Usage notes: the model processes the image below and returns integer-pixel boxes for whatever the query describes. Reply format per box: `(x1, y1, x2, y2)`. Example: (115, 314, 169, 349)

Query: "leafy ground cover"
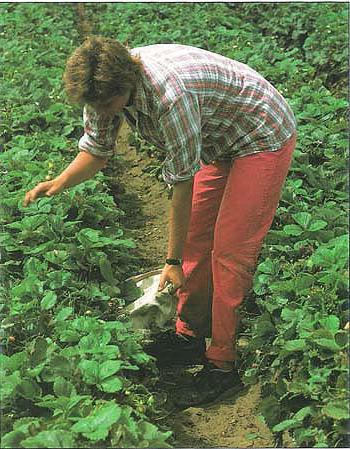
(1, 3, 348, 448)
(93, 3, 349, 447)
(1, 4, 171, 448)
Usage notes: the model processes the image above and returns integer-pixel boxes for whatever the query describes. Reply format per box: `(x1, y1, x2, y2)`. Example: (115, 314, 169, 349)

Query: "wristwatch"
(166, 258, 183, 266)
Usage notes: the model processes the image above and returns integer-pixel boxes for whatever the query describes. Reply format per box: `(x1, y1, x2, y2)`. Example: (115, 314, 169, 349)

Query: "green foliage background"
(1, 3, 348, 448)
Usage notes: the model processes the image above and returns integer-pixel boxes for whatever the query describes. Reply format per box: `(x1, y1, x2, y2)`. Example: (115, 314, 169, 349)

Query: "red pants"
(176, 134, 296, 362)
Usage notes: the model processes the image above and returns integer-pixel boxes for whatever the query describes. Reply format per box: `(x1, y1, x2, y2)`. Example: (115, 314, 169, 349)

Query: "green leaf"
(1, 371, 22, 400)
(297, 318, 316, 337)
(44, 250, 69, 265)
(77, 228, 103, 248)
(255, 318, 275, 337)
(47, 271, 71, 289)
(47, 102, 67, 114)
(100, 376, 123, 393)
(71, 401, 121, 441)
(308, 234, 349, 270)
(294, 406, 315, 421)
(78, 360, 100, 384)
(0, 430, 26, 448)
(322, 401, 349, 420)
(281, 308, 298, 322)
(284, 339, 307, 352)
(243, 368, 258, 385)
(49, 355, 72, 377)
(259, 395, 280, 427)
(55, 307, 74, 322)
(25, 241, 54, 255)
(78, 331, 112, 353)
(99, 360, 123, 380)
(66, 395, 92, 413)
(253, 282, 267, 296)
(292, 212, 312, 228)
(314, 338, 341, 351)
(27, 362, 46, 379)
(29, 337, 48, 366)
(110, 238, 136, 249)
(294, 273, 314, 291)
(319, 315, 340, 335)
(53, 377, 76, 397)
(131, 351, 153, 364)
(2, 351, 26, 373)
(257, 274, 271, 284)
(335, 330, 348, 348)
(245, 432, 259, 441)
(58, 329, 81, 343)
(24, 257, 48, 276)
(273, 418, 299, 432)
(257, 259, 277, 274)
(17, 379, 42, 400)
(40, 291, 57, 310)
(99, 256, 116, 286)
(36, 394, 66, 411)
(21, 430, 75, 448)
(283, 224, 303, 236)
(138, 421, 162, 441)
(137, 420, 172, 446)
(309, 220, 328, 232)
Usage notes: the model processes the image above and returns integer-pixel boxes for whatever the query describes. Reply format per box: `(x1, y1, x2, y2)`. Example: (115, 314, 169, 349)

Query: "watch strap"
(166, 258, 183, 266)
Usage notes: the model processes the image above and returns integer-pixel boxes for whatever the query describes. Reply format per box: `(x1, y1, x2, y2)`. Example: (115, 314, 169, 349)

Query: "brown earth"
(110, 125, 171, 271)
(166, 384, 275, 448)
(112, 124, 293, 448)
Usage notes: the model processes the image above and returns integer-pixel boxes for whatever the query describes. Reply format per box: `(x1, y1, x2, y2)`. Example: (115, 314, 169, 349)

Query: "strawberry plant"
(1, 4, 171, 447)
(1, 3, 348, 447)
(89, 2, 348, 446)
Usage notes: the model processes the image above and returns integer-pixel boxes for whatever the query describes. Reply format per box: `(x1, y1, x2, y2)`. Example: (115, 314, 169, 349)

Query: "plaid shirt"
(79, 44, 296, 184)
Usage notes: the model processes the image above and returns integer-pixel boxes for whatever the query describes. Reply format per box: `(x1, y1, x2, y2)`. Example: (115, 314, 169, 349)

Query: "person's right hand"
(23, 179, 65, 207)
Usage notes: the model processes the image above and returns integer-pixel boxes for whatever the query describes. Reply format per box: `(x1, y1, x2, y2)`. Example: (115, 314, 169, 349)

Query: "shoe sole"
(156, 353, 206, 367)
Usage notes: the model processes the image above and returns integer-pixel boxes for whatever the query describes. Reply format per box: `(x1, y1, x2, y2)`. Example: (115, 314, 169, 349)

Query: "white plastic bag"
(124, 270, 178, 331)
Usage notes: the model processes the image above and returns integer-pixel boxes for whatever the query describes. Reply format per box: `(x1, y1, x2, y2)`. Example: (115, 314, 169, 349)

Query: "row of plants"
(90, 3, 349, 447)
(231, 6, 348, 448)
(231, 3, 348, 94)
(1, 3, 348, 447)
(1, 4, 171, 448)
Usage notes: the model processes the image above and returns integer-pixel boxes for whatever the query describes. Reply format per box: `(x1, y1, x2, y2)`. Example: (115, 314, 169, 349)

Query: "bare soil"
(110, 125, 171, 271)
(166, 384, 275, 448)
(112, 124, 280, 448)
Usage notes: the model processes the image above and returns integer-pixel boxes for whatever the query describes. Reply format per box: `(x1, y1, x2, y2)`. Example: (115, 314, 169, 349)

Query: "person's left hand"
(158, 264, 186, 292)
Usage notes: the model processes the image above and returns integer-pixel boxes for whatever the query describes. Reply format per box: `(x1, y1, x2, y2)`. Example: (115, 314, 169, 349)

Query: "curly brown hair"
(63, 36, 143, 105)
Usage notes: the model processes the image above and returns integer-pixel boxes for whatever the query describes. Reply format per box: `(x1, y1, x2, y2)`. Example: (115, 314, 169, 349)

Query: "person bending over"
(24, 37, 296, 403)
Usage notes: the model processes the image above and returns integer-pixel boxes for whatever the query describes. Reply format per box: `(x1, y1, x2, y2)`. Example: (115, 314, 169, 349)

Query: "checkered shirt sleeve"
(78, 105, 123, 158)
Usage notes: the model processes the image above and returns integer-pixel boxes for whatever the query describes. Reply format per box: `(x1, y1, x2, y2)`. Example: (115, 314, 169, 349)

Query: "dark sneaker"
(167, 362, 242, 409)
(143, 330, 206, 366)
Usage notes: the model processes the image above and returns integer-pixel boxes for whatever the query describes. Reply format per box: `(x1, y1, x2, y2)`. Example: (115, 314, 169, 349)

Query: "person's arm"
(23, 105, 123, 207)
(167, 179, 193, 259)
(157, 94, 201, 291)
(55, 150, 107, 188)
(158, 179, 193, 291)
(23, 151, 107, 207)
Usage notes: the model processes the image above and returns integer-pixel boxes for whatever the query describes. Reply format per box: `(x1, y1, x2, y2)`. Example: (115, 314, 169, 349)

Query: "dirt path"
(113, 124, 278, 448)
(111, 125, 171, 270)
